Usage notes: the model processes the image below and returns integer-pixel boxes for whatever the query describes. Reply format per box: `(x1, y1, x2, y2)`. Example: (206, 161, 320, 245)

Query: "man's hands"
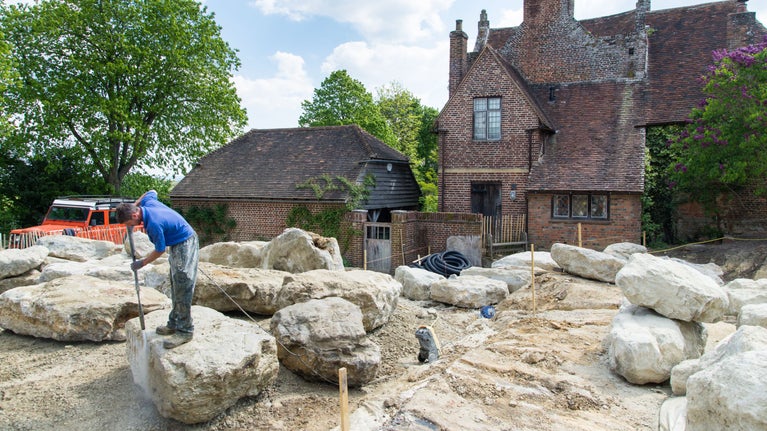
(130, 259, 144, 272)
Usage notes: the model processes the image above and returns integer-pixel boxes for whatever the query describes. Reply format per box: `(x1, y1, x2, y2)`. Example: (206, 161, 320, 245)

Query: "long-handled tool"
(127, 226, 146, 330)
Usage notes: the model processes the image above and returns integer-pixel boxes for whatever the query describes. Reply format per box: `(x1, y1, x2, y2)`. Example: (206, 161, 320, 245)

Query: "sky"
(200, 0, 767, 131)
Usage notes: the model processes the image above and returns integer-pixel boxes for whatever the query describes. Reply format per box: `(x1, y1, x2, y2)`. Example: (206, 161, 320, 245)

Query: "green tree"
(414, 105, 439, 212)
(643, 125, 681, 246)
(0, 148, 107, 232)
(0, 28, 17, 138)
(0, 0, 247, 194)
(376, 82, 439, 212)
(669, 36, 767, 215)
(120, 173, 174, 204)
(376, 82, 421, 159)
(299, 70, 397, 146)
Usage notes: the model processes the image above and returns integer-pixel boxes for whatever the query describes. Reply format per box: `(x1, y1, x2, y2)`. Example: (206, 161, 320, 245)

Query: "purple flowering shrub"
(668, 35, 767, 206)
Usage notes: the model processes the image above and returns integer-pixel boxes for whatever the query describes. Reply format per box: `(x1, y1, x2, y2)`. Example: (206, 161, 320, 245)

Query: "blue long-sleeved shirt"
(139, 190, 195, 252)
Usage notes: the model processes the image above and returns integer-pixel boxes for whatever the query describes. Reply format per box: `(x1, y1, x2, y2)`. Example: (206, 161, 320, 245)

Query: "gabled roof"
(171, 125, 410, 202)
(438, 45, 557, 131)
(527, 81, 646, 192)
(484, 1, 766, 126)
(583, 1, 766, 124)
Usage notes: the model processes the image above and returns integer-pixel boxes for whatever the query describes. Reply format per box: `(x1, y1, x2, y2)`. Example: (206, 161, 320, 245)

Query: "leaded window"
(552, 193, 609, 220)
(473, 97, 501, 141)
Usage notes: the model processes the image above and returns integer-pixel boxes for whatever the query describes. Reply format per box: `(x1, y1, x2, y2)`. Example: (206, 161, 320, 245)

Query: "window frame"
(551, 193, 609, 220)
(473, 96, 501, 141)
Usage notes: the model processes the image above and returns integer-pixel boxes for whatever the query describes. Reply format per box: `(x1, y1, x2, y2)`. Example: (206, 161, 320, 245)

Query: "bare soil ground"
(0, 240, 760, 431)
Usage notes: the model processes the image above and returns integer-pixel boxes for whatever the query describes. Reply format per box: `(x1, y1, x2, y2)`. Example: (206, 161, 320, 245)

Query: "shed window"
(473, 97, 501, 141)
(552, 193, 609, 220)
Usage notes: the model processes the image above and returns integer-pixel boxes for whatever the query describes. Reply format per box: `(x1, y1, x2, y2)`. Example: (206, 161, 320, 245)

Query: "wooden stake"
(577, 223, 582, 248)
(363, 249, 367, 271)
(339, 367, 350, 431)
(531, 244, 536, 315)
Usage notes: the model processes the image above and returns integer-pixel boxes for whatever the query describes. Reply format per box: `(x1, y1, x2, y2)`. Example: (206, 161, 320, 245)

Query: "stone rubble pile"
(2, 234, 766, 428)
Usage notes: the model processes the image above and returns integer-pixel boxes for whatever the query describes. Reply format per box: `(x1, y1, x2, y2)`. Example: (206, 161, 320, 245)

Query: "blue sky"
(201, 0, 767, 131)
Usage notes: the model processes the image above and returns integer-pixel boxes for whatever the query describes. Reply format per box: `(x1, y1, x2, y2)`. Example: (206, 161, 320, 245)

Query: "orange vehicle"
(8, 196, 143, 248)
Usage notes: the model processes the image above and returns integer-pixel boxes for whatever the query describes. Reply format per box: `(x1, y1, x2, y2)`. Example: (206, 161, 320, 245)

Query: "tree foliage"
(298, 71, 441, 212)
(0, 148, 108, 233)
(0, 28, 17, 139)
(299, 70, 397, 146)
(643, 125, 681, 246)
(669, 35, 767, 213)
(375, 82, 439, 211)
(0, 0, 247, 193)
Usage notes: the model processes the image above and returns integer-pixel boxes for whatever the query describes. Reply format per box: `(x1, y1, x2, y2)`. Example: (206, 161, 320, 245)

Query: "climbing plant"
(286, 174, 374, 252)
(179, 203, 236, 246)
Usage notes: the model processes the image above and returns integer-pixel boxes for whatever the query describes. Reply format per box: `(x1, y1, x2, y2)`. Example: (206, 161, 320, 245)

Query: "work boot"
(163, 332, 193, 349)
(155, 325, 176, 336)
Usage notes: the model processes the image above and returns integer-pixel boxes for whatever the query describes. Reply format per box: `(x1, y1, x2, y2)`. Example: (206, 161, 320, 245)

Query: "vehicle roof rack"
(58, 195, 136, 203)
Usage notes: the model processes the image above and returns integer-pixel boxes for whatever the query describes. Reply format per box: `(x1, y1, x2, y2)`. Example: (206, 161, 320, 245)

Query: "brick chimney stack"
(736, 0, 748, 14)
(635, 0, 650, 33)
(449, 19, 468, 97)
(474, 10, 490, 52)
(524, 0, 574, 26)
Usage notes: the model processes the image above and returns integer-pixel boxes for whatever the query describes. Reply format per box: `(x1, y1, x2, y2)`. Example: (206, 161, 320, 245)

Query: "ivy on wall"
(286, 174, 374, 253)
(179, 204, 236, 246)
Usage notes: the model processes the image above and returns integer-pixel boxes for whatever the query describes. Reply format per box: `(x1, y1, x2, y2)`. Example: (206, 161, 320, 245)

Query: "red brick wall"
(527, 193, 642, 250)
(675, 185, 767, 239)
(389, 211, 483, 269)
(171, 200, 483, 272)
(438, 49, 542, 221)
(172, 199, 346, 242)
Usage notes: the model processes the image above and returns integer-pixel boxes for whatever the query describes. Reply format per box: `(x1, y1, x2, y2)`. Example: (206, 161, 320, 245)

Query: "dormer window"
(473, 97, 501, 141)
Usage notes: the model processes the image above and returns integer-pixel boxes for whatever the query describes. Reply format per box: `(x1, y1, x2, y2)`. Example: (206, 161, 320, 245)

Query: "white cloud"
(232, 51, 315, 129)
(250, 0, 454, 44)
(320, 40, 449, 109)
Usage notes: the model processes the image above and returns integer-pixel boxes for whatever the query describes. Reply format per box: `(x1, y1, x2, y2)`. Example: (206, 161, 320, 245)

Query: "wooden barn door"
(365, 223, 391, 273)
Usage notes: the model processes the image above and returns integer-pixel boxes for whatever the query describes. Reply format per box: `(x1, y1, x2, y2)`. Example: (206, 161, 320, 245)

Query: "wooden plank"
(338, 367, 350, 431)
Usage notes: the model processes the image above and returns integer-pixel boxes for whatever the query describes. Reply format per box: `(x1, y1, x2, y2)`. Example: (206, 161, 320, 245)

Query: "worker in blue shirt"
(116, 190, 198, 349)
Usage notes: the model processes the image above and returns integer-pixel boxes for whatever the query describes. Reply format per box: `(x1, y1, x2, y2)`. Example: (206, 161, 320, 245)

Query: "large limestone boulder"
(122, 230, 154, 259)
(126, 306, 279, 424)
(686, 350, 767, 430)
(550, 243, 625, 283)
(36, 235, 116, 262)
(0, 246, 49, 279)
(38, 253, 135, 283)
(270, 297, 380, 387)
(664, 257, 724, 286)
(725, 278, 767, 316)
(658, 396, 687, 431)
(491, 251, 560, 271)
(394, 265, 445, 300)
(193, 263, 288, 315)
(604, 304, 707, 384)
(669, 325, 767, 396)
(460, 266, 531, 293)
(738, 304, 767, 328)
(199, 241, 267, 268)
(615, 253, 729, 322)
(275, 269, 400, 332)
(0, 269, 41, 295)
(603, 242, 647, 261)
(0, 275, 169, 341)
(430, 275, 508, 308)
(261, 228, 343, 273)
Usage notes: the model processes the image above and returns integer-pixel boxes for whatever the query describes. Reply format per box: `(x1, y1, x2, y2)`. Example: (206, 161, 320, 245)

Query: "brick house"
(437, 0, 766, 249)
(170, 125, 421, 246)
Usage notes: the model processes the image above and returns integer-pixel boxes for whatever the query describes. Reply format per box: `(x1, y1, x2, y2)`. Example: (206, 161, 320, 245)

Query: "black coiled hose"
(417, 250, 472, 277)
